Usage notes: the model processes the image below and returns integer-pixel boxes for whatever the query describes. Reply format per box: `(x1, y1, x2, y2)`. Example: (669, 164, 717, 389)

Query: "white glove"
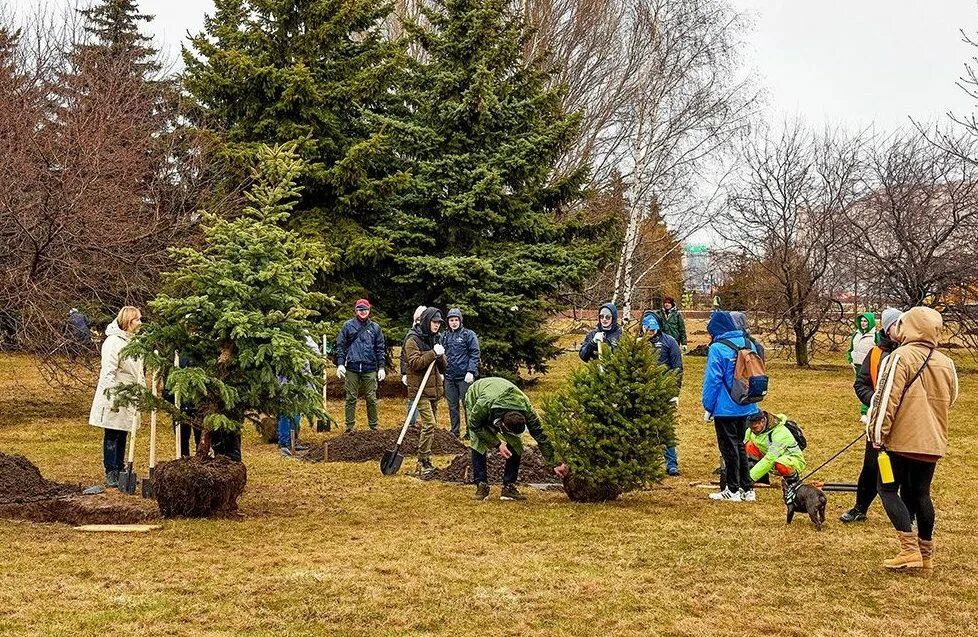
(682, 344, 687, 353)
(464, 372, 474, 384)
(860, 414, 869, 425)
(336, 365, 346, 379)
(439, 374, 445, 384)
(593, 332, 605, 343)
(377, 369, 386, 382)
(402, 375, 408, 386)
(703, 410, 713, 422)
(669, 397, 679, 405)
(433, 344, 445, 356)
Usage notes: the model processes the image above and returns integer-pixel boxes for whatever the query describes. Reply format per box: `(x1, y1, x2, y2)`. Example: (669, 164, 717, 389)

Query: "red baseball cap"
(355, 299, 371, 311)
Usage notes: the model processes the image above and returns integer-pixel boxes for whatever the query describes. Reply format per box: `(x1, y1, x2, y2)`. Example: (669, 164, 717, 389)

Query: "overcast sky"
(10, 0, 976, 128)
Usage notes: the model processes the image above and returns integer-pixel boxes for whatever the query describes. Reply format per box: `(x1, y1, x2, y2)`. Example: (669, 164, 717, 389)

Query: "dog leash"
(788, 432, 864, 499)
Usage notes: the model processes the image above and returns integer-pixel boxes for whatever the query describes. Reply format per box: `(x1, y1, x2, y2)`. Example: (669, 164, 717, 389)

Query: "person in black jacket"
(335, 299, 386, 432)
(841, 307, 902, 523)
(579, 303, 622, 362)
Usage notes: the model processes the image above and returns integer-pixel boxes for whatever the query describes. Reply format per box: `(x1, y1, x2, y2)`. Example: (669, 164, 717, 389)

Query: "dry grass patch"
(1, 349, 977, 636)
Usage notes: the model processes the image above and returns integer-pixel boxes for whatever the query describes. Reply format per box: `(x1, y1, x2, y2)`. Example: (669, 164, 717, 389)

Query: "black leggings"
(854, 440, 879, 512)
(877, 453, 937, 540)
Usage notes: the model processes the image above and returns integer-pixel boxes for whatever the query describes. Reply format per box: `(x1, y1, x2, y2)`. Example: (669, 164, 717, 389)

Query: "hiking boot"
(500, 484, 527, 501)
(918, 538, 934, 569)
(345, 426, 355, 434)
(740, 489, 757, 502)
(883, 531, 923, 569)
(417, 459, 435, 480)
(294, 442, 310, 452)
(840, 507, 867, 523)
(369, 425, 378, 431)
(708, 488, 741, 502)
(471, 482, 490, 501)
(280, 446, 293, 457)
(105, 471, 119, 488)
(667, 467, 681, 477)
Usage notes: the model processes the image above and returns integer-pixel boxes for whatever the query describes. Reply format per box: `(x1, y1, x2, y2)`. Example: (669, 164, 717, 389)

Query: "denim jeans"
(444, 377, 471, 436)
(471, 448, 520, 485)
(278, 414, 300, 448)
(664, 446, 680, 473)
(102, 429, 128, 472)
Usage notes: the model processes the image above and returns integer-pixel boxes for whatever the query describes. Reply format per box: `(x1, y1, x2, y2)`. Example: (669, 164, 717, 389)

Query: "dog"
(782, 479, 827, 531)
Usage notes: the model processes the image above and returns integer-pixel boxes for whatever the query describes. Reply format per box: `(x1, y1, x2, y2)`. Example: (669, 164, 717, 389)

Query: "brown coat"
(868, 307, 959, 458)
(404, 332, 447, 401)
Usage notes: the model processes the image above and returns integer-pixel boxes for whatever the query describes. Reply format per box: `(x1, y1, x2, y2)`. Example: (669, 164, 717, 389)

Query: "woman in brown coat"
(868, 306, 959, 570)
(404, 307, 448, 478)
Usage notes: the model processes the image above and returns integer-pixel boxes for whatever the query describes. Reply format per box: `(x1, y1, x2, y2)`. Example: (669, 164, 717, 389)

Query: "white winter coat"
(89, 320, 145, 432)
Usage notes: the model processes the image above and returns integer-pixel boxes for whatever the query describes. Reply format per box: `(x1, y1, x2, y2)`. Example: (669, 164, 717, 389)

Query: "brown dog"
(782, 479, 827, 531)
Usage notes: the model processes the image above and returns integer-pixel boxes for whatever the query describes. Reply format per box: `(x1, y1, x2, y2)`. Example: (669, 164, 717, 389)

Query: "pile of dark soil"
(0, 452, 158, 524)
(430, 447, 561, 484)
(154, 455, 247, 518)
(562, 474, 622, 502)
(687, 344, 710, 357)
(301, 427, 466, 463)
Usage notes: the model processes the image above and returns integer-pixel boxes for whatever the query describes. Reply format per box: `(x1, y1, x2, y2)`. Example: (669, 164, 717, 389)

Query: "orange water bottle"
(878, 450, 894, 484)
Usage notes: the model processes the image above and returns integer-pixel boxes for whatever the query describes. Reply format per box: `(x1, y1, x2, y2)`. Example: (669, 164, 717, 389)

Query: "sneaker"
(740, 489, 757, 502)
(500, 484, 527, 501)
(667, 467, 681, 477)
(708, 488, 742, 501)
(839, 507, 867, 523)
(417, 459, 435, 480)
(279, 447, 293, 457)
(294, 442, 310, 452)
(106, 471, 119, 488)
(471, 482, 490, 501)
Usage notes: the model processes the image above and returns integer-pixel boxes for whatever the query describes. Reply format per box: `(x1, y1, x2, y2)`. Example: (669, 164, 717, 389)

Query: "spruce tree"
(542, 334, 677, 502)
(119, 145, 332, 456)
(372, 0, 615, 374)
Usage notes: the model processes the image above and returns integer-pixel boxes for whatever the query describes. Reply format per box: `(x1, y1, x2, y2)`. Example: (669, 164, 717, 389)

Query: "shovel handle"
(127, 409, 139, 464)
(396, 360, 437, 447)
(149, 371, 157, 469)
(173, 351, 181, 459)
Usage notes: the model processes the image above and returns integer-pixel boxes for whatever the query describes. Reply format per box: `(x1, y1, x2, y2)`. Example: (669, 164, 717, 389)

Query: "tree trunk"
(792, 314, 809, 367)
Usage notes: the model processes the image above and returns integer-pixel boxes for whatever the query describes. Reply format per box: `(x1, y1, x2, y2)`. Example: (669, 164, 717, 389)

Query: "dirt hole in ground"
(0, 452, 158, 525)
(430, 447, 561, 485)
(300, 427, 466, 462)
(154, 455, 247, 518)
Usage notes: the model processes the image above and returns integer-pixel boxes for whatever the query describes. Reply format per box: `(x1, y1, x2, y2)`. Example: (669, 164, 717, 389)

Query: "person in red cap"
(335, 299, 387, 431)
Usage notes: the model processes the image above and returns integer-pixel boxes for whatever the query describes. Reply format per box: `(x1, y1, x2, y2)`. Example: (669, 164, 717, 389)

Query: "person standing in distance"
(335, 299, 386, 432)
(443, 308, 481, 438)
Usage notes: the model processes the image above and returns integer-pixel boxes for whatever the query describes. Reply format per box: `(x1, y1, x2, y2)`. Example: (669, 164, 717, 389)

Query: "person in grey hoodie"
(443, 308, 481, 437)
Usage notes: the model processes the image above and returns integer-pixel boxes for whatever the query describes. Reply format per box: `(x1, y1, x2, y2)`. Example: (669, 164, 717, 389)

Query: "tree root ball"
(562, 475, 622, 503)
(154, 456, 247, 518)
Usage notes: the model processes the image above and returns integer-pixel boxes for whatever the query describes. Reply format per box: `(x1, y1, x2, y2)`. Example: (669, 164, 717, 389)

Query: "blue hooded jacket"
(336, 316, 386, 373)
(580, 302, 623, 362)
(642, 311, 683, 389)
(443, 308, 481, 380)
(702, 311, 761, 418)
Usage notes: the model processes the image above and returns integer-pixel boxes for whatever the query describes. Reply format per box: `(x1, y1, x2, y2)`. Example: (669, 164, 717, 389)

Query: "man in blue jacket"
(443, 308, 481, 438)
(335, 299, 386, 432)
(642, 311, 683, 475)
(702, 310, 761, 502)
(579, 303, 623, 362)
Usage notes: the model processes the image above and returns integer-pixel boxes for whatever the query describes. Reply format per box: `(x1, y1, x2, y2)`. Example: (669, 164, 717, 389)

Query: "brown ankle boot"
(884, 531, 923, 569)
(918, 538, 934, 569)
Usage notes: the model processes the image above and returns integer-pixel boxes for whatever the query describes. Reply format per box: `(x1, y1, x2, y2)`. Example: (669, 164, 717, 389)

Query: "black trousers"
(211, 429, 242, 462)
(877, 453, 937, 540)
(854, 439, 880, 512)
(180, 423, 202, 458)
(714, 416, 752, 492)
(102, 429, 128, 472)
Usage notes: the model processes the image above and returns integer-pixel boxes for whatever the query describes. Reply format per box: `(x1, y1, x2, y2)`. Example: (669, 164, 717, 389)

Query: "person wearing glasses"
(579, 302, 622, 362)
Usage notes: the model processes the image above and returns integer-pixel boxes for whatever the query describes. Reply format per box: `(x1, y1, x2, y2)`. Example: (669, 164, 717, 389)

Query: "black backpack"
(772, 419, 807, 451)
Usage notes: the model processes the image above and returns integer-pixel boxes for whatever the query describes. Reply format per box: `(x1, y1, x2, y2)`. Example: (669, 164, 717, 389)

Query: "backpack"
(718, 338, 768, 405)
(776, 419, 807, 451)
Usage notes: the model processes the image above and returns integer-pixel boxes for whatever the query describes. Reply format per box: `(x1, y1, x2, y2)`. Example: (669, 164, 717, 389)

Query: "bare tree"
(719, 122, 863, 366)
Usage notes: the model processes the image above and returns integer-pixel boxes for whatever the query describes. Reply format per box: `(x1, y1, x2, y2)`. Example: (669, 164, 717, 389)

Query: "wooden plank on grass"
(73, 524, 162, 533)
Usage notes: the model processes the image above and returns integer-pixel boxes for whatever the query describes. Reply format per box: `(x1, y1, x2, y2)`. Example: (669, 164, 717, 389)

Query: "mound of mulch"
(687, 344, 710, 357)
(300, 427, 466, 463)
(430, 447, 561, 485)
(0, 452, 159, 525)
(154, 455, 247, 518)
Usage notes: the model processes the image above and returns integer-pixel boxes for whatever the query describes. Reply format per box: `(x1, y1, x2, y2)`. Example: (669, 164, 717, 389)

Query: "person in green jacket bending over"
(743, 411, 806, 483)
(464, 377, 569, 501)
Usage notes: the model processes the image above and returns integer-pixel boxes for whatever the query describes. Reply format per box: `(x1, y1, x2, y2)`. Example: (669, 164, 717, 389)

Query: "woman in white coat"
(89, 306, 145, 487)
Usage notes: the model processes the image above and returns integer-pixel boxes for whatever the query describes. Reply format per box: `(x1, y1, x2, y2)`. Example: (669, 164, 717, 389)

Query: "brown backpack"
(718, 338, 768, 404)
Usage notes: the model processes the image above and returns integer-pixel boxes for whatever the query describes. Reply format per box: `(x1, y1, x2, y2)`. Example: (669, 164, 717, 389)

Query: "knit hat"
(881, 307, 902, 334)
(413, 305, 427, 322)
(447, 308, 463, 320)
(663, 296, 675, 307)
(355, 298, 371, 311)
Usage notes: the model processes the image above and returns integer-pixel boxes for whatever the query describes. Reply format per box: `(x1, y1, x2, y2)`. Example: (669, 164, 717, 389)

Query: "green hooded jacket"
(846, 312, 877, 365)
(743, 413, 806, 481)
(654, 307, 687, 346)
(464, 377, 555, 463)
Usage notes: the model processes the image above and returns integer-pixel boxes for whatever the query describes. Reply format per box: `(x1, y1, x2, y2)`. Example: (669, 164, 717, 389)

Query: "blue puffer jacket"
(580, 302, 623, 362)
(443, 308, 480, 380)
(335, 317, 385, 373)
(702, 311, 761, 418)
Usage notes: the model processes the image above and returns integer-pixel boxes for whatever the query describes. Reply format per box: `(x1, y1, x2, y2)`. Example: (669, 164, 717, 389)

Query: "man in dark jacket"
(579, 302, 623, 362)
(401, 306, 429, 428)
(642, 311, 683, 475)
(66, 308, 94, 356)
(654, 297, 687, 352)
(404, 307, 448, 478)
(336, 299, 386, 432)
(840, 307, 902, 523)
(465, 377, 568, 500)
(443, 308, 481, 438)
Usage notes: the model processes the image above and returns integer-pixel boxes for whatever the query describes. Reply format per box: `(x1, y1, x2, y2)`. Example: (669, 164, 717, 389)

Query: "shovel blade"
(118, 470, 137, 495)
(141, 478, 154, 499)
(380, 450, 403, 475)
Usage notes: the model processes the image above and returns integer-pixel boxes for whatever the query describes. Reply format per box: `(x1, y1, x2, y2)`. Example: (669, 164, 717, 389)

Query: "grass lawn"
(1, 337, 976, 636)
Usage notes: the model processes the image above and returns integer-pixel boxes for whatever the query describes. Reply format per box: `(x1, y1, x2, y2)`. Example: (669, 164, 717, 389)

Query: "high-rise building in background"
(683, 244, 713, 293)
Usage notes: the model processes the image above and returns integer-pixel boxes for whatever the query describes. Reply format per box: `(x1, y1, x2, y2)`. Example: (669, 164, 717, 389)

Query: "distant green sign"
(685, 244, 710, 254)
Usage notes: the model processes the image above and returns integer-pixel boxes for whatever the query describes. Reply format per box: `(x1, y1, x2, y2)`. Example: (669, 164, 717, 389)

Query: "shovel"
(380, 359, 436, 475)
(118, 410, 139, 495)
(142, 371, 158, 499)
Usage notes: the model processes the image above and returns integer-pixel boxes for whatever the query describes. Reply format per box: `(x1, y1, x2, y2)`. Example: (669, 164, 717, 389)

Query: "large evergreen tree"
(372, 0, 614, 374)
(182, 0, 405, 315)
